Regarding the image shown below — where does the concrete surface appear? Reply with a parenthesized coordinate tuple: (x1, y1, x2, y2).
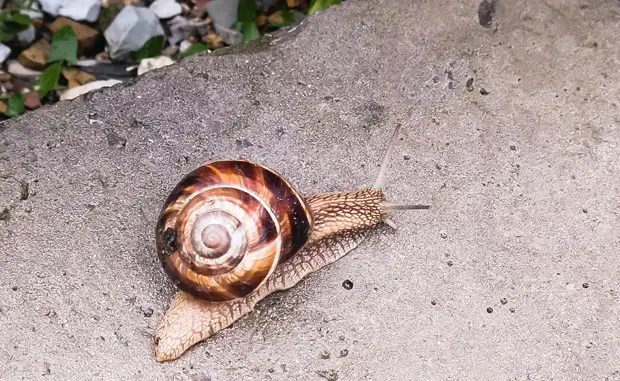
(1, 0, 620, 379)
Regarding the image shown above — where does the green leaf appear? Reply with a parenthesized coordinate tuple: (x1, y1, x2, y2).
(4, 94, 25, 117)
(308, 0, 341, 14)
(237, 0, 258, 25)
(0, 11, 31, 40)
(178, 43, 209, 59)
(134, 35, 164, 61)
(49, 25, 78, 64)
(230, 20, 243, 30)
(4, 12, 30, 27)
(0, 31, 14, 41)
(241, 22, 260, 43)
(38, 62, 62, 98)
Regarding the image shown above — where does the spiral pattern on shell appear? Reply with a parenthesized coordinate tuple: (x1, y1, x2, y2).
(155, 160, 313, 302)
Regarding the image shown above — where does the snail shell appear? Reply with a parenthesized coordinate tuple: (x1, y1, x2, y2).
(155, 160, 313, 302)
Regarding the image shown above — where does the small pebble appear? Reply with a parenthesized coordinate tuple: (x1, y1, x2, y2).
(440, 232, 448, 239)
(510, 145, 516, 150)
(431, 300, 437, 306)
(583, 283, 589, 288)
(447, 261, 454, 266)
(316, 370, 339, 381)
(12, 286, 17, 291)
(0, 208, 10, 221)
(267, 368, 275, 373)
(509, 307, 515, 313)
(235, 138, 253, 148)
(43, 362, 51, 375)
(143, 308, 154, 317)
(466, 77, 474, 91)
(342, 279, 353, 290)
(338, 335, 345, 341)
(338, 349, 348, 358)
(319, 350, 330, 359)
(500, 298, 508, 305)
(486, 307, 493, 313)
(480, 88, 489, 95)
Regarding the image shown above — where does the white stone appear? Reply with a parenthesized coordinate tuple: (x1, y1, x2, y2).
(95, 52, 112, 63)
(7, 60, 42, 78)
(20, 2, 43, 19)
(149, 0, 182, 19)
(39, 0, 63, 15)
(17, 24, 36, 46)
(104, 5, 165, 60)
(167, 16, 195, 46)
(137, 55, 175, 75)
(58, 0, 102, 22)
(205, 0, 242, 45)
(179, 40, 192, 52)
(76, 59, 99, 67)
(39, 0, 100, 21)
(60, 79, 123, 100)
(0, 43, 10, 64)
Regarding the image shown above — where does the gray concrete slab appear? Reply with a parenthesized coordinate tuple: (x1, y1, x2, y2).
(1, 0, 620, 379)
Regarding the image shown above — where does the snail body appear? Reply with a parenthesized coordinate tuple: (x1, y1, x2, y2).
(153, 125, 429, 362)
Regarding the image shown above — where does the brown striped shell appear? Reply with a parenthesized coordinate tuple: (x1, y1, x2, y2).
(155, 160, 313, 302)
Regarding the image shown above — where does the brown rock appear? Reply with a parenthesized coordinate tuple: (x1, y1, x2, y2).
(0, 102, 7, 114)
(268, 11, 283, 25)
(256, 15, 267, 27)
(75, 71, 96, 85)
(31, 18, 45, 30)
(162, 45, 179, 57)
(68, 78, 80, 89)
(61, 67, 79, 81)
(62, 68, 96, 85)
(24, 92, 41, 110)
(286, 0, 303, 7)
(202, 33, 223, 49)
(48, 18, 100, 52)
(18, 40, 50, 70)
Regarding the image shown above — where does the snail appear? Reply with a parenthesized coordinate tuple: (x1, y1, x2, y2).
(153, 124, 429, 362)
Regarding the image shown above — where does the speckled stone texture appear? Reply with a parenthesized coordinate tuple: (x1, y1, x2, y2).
(1, 0, 620, 380)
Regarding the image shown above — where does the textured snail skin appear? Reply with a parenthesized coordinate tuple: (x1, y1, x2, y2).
(154, 188, 387, 362)
(155, 160, 313, 302)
